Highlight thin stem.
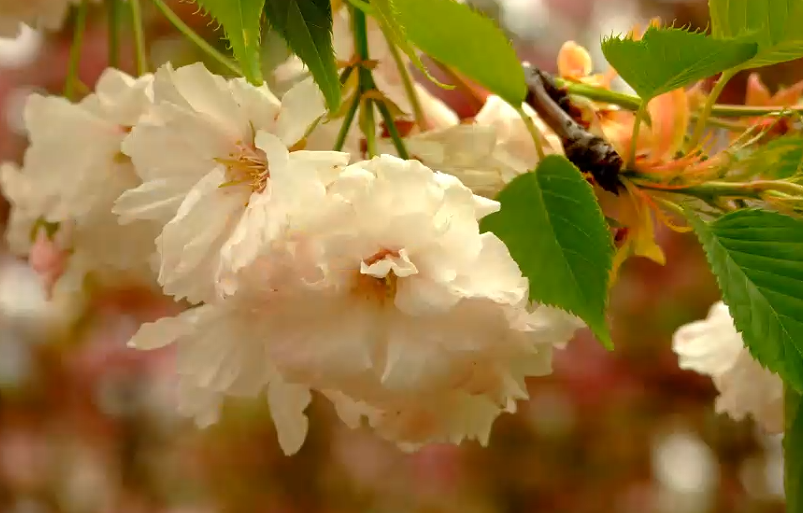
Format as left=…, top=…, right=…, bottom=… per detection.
left=557, top=76, right=803, bottom=119
left=632, top=178, right=803, bottom=201
left=652, top=196, right=686, bottom=218
left=362, top=99, right=378, bottom=157
left=108, top=0, right=121, bottom=68
left=377, top=101, right=410, bottom=159
left=353, top=6, right=379, bottom=158
left=129, top=0, right=149, bottom=75
left=689, top=69, right=737, bottom=149
left=711, top=104, right=803, bottom=117
left=689, top=113, right=746, bottom=131
left=151, top=0, right=241, bottom=76
left=333, top=94, right=361, bottom=151
left=383, top=29, right=427, bottom=129
left=345, top=0, right=374, bottom=14
left=555, top=78, right=642, bottom=111
left=64, top=1, right=89, bottom=101
left=628, top=102, right=647, bottom=166
left=515, top=106, right=545, bottom=160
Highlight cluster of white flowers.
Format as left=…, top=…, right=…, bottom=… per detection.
left=2, top=60, right=583, bottom=454
left=0, top=0, right=94, bottom=37
left=672, top=302, right=783, bottom=433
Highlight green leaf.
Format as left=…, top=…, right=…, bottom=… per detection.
left=393, top=0, right=526, bottom=105
left=601, top=26, right=757, bottom=100
left=709, top=0, right=803, bottom=68
left=194, top=0, right=266, bottom=85
left=369, top=0, right=449, bottom=89
left=264, top=0, right=341, bottom=110
left=689, top=209, right=803, bottom=391
left=741, top=134, right=803, bottom=179
left=785, top=387, right=803, bottom=512
left=480, top=155, right=614, bottom=347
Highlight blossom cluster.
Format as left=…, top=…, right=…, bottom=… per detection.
left=1, top=60, right=584, bottom=454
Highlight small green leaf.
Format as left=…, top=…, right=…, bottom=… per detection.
left=741, top=134, right=803, bottom=179
left=264, top=0, right=341, bottom=110
left=194, top=0, right=266, bottom=85
left=690, top=209, right=803, bottom=391
left=394, top=0, right=526, bottom=105
left=480, top=155, right=614, bottom=347
left=601, top=26, right=757, bottom=100
left=785, top=387, right=803, bottom=512
left=709, top=0, right=803, bottom=68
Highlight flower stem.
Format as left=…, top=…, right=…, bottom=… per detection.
left=107, top=0, right=121, bottom=68
left=711, top=104, right=803, bottom=117
left=345, top=0, right=373, bottom=14
left=151, top=0, right=241, bottom=76
left=383, top=30, right=427, bottom=130
left=628, top=102, right=647, bottom=166
left=377, top=101, right=410, bottom=159
left=129, top=0, right=149, bottom=75
left=633, top=177, right=803, bottom=201
left=558, top=77, right=803, bottom=120
left=353, top=7, right=378, bottom=157
left=361, top=100, right=378, bottom=157
left=515, top=105, right=545, bottom=160
left=555, top=78, right=642, bottom=111
left=334, top=94, right=361, bottom=151
left=64, top=1, right=88, bottom=101
left=689, top=69, right=737, bottom=149
left=352, top=5, right=406, bottom=159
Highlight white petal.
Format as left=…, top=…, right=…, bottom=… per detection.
left=267, top=380, right=312, bottom=455
left=276, top=79, right=326, bottom=146
left=128, top=312, right=195, bottom=350
left=113, top=176, right=199, bottom=225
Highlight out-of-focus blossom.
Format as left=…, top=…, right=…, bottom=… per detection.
left=0, top=25, right=42, bottom=69
left=0, top=0, right=95, bottom=38
left=672, top=301, right=783, bottom=433
left=0, top=69, right=159, bottom=296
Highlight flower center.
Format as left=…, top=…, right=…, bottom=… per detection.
left=351, top=249, right=401, bottom=305
left=217, top=141, right=269, bottom=193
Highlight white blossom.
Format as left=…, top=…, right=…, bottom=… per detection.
left=0, top=69, right=159, bottom=293
left=0, top=0, right=94, bottom=37
left=129, top=154, right=583, bottom=453
left=115, top=62, right=351, bottom=303
left=672, top=301, right=783, bottom=433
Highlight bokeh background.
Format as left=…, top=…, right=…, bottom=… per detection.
left=0, top=1, right=796, bottom=512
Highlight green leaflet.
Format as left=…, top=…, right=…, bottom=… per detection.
left=601, top=26, right=757, bottom=101
left=194, top=0, right=266, bottom=85
left=709, top=0, right=803, bottom=68
left=264, top=0, right=341, bottom=110
left=394, top=0, right=526, bottom=105
left=690, top=209, right=803, bottom=391
left=480, top=155, right=614, bottom=348
left=740, top=134, right=803, bottom=180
